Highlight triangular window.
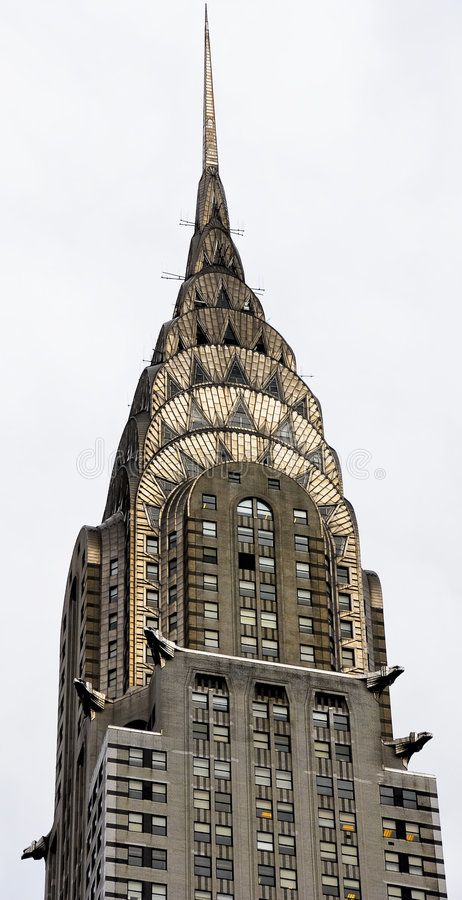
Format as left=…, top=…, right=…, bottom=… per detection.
left=194, top=290, right=206, bottom=308
left=193, top=359, right=211, bottom=385
left=217, top=442, right=232, bottom=463
left=264, top=373, right=282, bottom=399
left=167, top=374, right=182, bottom=399
left=253, top=333, right=266, bottom=354
left=177, top=337, right=186, bottom=353
left=162, top=422, right=178, bottom=444
left=228, top=401, right=254, bottom=430
left=273, top=418, right=294, bottom=446
left=181, top=453, right=204, bottom=478
left=189, top=401, right=210, bottom=431
left=226, top=359, right=248, bottom=386
left=216, top=286, right=231, bottom=308
left=294, top=399, right=307, bottom=418
left=223, top=322, right=239, bottom=346
left=196, top=323, right=209, bottom=346
left=156, top=478, right=177, bottom=498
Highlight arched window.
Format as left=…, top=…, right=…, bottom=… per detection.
left=236, top=497, right=273, bottom=520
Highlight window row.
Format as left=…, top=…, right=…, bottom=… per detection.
left=125, top=780, right=167, bottom=802
left=194, top=855, right=233, bottom=879
left=258, top=865, right=297, bottom=889
left=322, top=875, right=361, bottom=898
left=126, top=814, right=167, bottom=835
left=193, top=790, right=232, bottom=812
left=194, top=822, right=232, bottom=844
left=125, top=748, right=167, bottom=769
left=313, top=711, right=350, bottom=731
left=317, top=776, right=355, bottom=799
left=193, top=757, right=231, bottom=779
left=320, top=841, right=359, bottom=865
left=127, top=883, right=166, bottom=900
left=383, top=818, right=424, bottom=842
left=256, top=831, right=295, bottom=854
left=192, top=722, right=230, bottom=742
left=385, top=851, right=425, bottom=876
left=256, top=798, right=294, bottom=821
left=255, top=766, right=293, bottom=789
left=127, top=846, right=167, bottom=869
left=315, top=741, right=352, bottom=763
left=254, top=732, right=291, bottom=752
left=387, top=888, right=428, bottom=900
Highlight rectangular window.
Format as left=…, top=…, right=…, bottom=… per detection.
left=259, top=556, right=275, bottom=573
left=340, top=620, right=354, bottom=638
left=294, top=534, right=309, bottom=551
left=338, top=593, right=351, bottom=611
left=110, top=585, right=118, bottom=602
left=108, top=640, right=117, bottom=659
left=152, top=782, right=167, bottom=803
left=280, top=869, right=297, bottom=890
left=258, top=864, right=275, bottom=887
left=279, top=834, right=295, bottom=855
left=239, top=579, right=255, bottom=597
left=335, top=743, right=352, bottom=763
left=322, top=875, right=339, bottom=897
left=296, top=561, right=310, bottom=579
left=338, top=779, right=354, bottom=800
left=313, top=710, right=329, bottom=728
left=215, top=792, right=232, bottom=812
left=337, top=566, right=349, bottom=584
left=255, top=765, right=272, bottom=786
left=314, top=740, right=330, bottom=759
left=108, top=668, right=116, bottom=688
left=293, top=508, right=308, bottom=524
left=146, top=615, right=159, bottom=631
left=204, top=601, right=218, bottom=619
left=128, top=813, right=143, bottom=832
left=257, top=831, right=274, bottom=851
left=168, top=558, right=177, bottom=577
left=168, top=612, right=177, bottom=631
left=214, top=759, right=231, bottom=780
left=152, top=848, right=167, bottom=870
left=262, top=639, right=278, bottom=657
left=299, top=615, right=313, bottom=633
left=333, top=713, right=349, bottom=732
left=203, top=546, right=217, bottom=563
left=261, top=611, right=277, bottom=629
left=192, top=722, right=209, bottom=741
left=238, top=525, right=253, bottom=543
left=194, top=855, right=212, bottom=877
left=252, top=700, right=268, bottom=718
left=240, top=608, right=257, bottom=626
left=193, top=789, right=210, bottom=810
left=216, top=824, right=232, bottom=845
left=151, top=887, right=167, bottom=900
left=202, top=521, right=217, bottom=537
left=168, top=531, right=177, bottom=549
left=202, top=494, right=216, bottom=510
left=268, top=477, right=280, bottom=490
left=276, top=769, right=292, bottom=790
left=297, top=588, right=312, bottom=605
left=168, top=585, right=177, bottom=605
left=239, top=550, right=256, bottom=570
left=273, top=702, right=289, bottom=721
left=204, top=630, right=219, bottom=648
left=253, top=731, right=270, bottom=750
left=228, top=471, right=241, bottom=483
left=147, top=562, right=159, bottom=581
left=385, top=852, right=399, bottom=872
left=318, top=808, right=335, bottom=829
left=256, top=798, right=273, bottom=819
left=213, top=725, right=229, bottom=743
left=344, top=880, right=361, bottom=899
left=316, top=775, right=333, bottom=796
left=128, top=747, right=143, bottom=767
left=216, top=858, right=233, bottom=880
left=274, top=733, right=290, bottom=752
left=109, top=612, right=118, bottom=630
left=194, top=821, right=211, bottom=842
left=110, top=558, right=118, bottom=576
left=212, top=694, right=229, bottom=711
left=300, top=645, right=315, bottom=664
left=340, top=811, right=356, bottom=833
left=193, top=756, right=210, bottom=777
left=150, top=750, right=166, bottom=770
left=320, top=841, right=337, bottom=861
left=128, top=779, right=143, bottom=799
left=192, top=689, right=208, bottom=707
left=260, top=583, right=276, bottom=601
left=147, top=535, right=159, bottom=555
left=241, top=636, right=257, bottom=654
left=341, top=648, right=355, bottom=668
left=152, top=815, right=167, bottom=836
left=258, top=529, right=274, bottom=547
left=277, top=801, right=294, bottom=822
left=382, top=818, right=397, bottom=839
left=146, top=588, right=159, bottom=608
left=341, top=845, right=358, bottom=866
left=128, top=845, right=143, bottom=866
left=237, top=498, right=253, bottom=515
left=128, top=883, right=142, bottom=900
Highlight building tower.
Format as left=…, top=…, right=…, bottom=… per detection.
left=24, top=11, right=447, bottom=900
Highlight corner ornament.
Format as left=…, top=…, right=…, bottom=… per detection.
left=383, top=731, right=433, bottom=769
left=144, top=627, right=176, bottom=668
left=21, top=834, right=49, bottom=861
left=73, top=678, right=107, bottom=719
left=366, top=665, right=405, bottom=697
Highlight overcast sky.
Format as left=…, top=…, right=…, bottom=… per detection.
left=1, top=1, right=460, bottom=896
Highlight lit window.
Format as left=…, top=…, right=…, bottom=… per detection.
left=194, top=821, right=211, bottom=842
left=241, top=636, right=257, bottom=654
left=253, top=731, right=270, bottom=750
left=296, top=561, right=310, bottom=579
left=318, top=808, right=335, bottom=829
left=297, top=588, right=312, bottom=605
left=320, top=841, right=337, bottom=861
left=405, top=822, right=420, bottom=842
left=337, top=566, right=349, bottom=584
left=341, top=648, right=355, bottom=668
left=252, top=701, right=268, bottom=718
left=213, top=725, right=229, bottom=743
left=147, top=562, right=159, bottom=581
left=256, top=798, right=273, bottom=819
left=202, top=494, right=216, bottom=510
left=216, top=825, right=232, bottom=845
left=276, top=769, right=292, bottom=790
left=152, top=815, right=167, bottom=835
left=203, top=573, right=218, bottom=591
left=239, top=579, right=255, bottom=597
left=293, top=508, right=308, bottom=524
left=204, top=601, right=218, bottom=619
left=300, top=645, right=315, bottom=663
left=147, top=536, right=159, bottom=555
left=314, top=741, right=330, bottom=759
left=340, top=620, right=354, bottom=638
left=339, top=593, right=351, bottom=611
left=255, top=765, right=271, bottom=786
left=299, top=615, right=313, bottom=633
left=146, top=589, right=159, bottom=608
left=262, top=639, right=278, bottom=657
left=342, top=845, right=358, bottom=866
left=258, top=529, right=274, bottom=547
left=202, top=521, right=217, bottom=537
left=261, top=611, right=277, bottom=629
left=193, top=757, right=210, bottom=777
left=344, top=879, right=361, bottom=899
left=128, top=813, right=143, bottom=832
left=237, top=498, right=253, bottom=516
left=193, top=789, right=210, bottom=809
left=110, top=558, right=118, bottom=576
left=340, top=811, right=356, bottom=834
left=259, top=556, right=275, bottom=573
left=238, top=526, right=253, bottom=543
left=214, top=760, right=231, bottom=780
left=382, top=818, right=397, bottom=839
left=257, top=831, right=273, bottom=851
left=280, top=869, right=297, bottom=890
left=240, top=608, right=257, bottom=626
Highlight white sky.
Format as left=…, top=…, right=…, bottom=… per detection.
left=1, top=1, right=460, bottom=896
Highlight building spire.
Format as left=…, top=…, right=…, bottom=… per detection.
left=203, top=5, right=219, bottom=171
